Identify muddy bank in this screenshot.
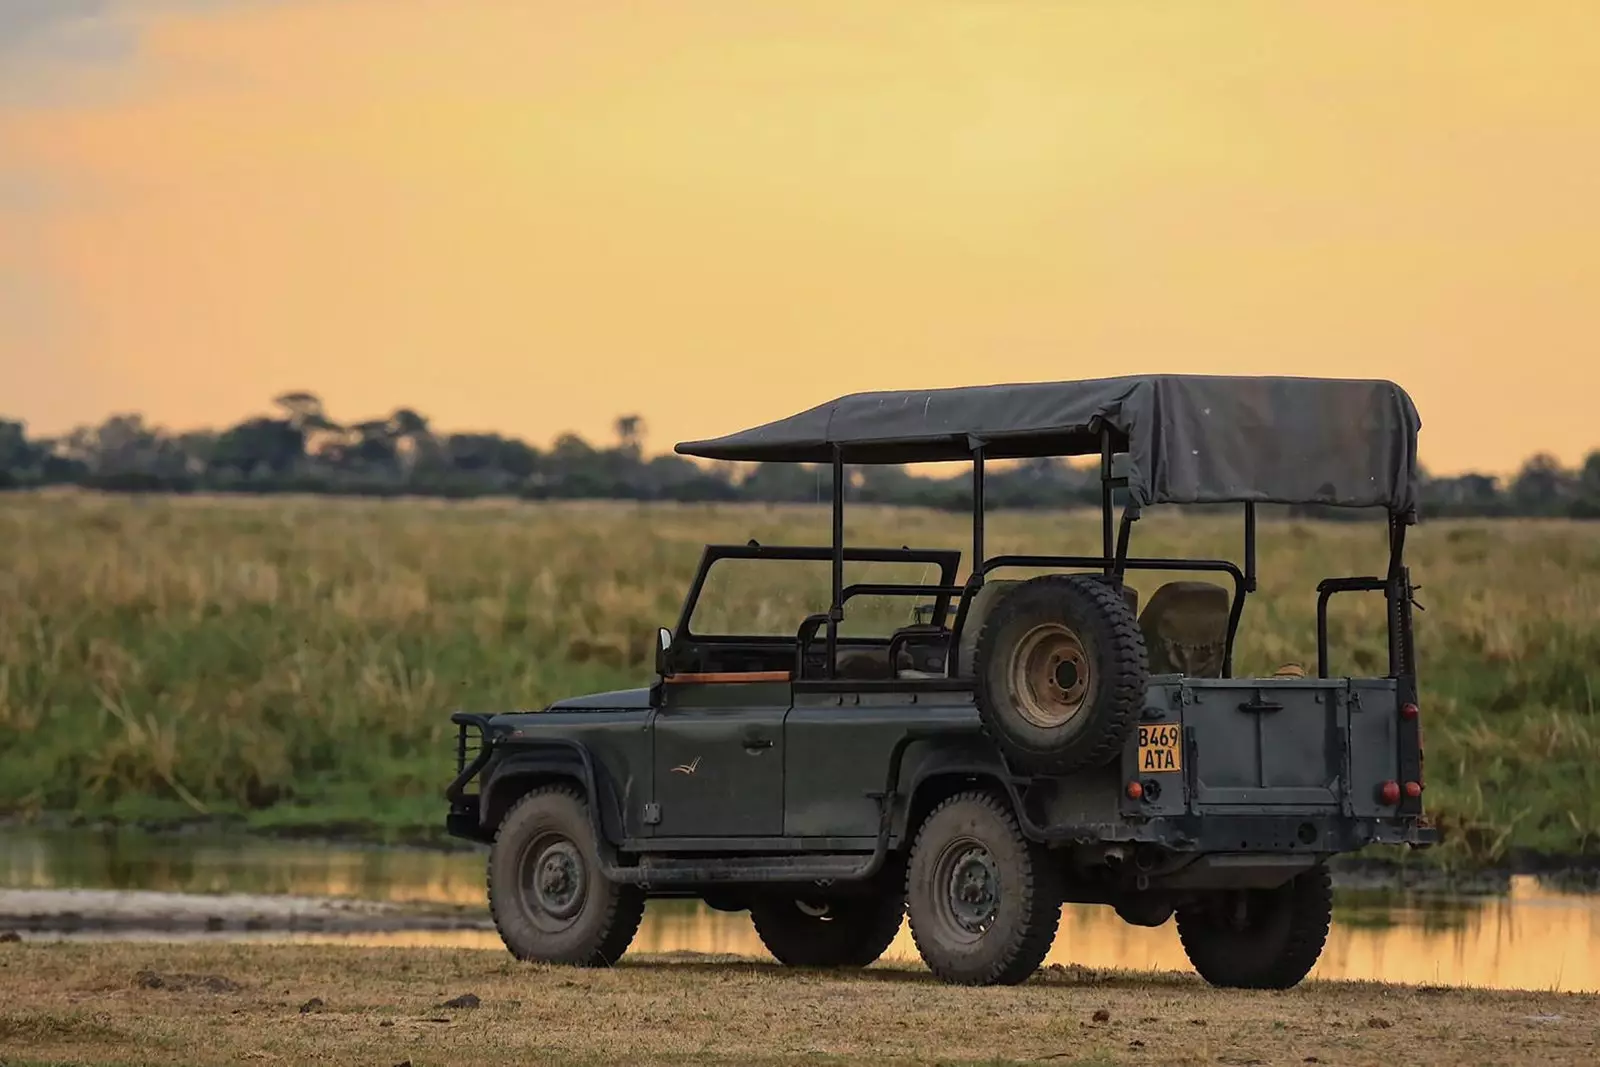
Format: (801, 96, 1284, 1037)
(0, 888, 491, 936)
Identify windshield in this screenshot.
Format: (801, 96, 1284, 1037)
(688, 557, 943, 638)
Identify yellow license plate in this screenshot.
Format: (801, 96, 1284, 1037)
(1137, 723, 1182, 773)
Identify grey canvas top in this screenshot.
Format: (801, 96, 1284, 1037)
(676, 374, 1421, 513)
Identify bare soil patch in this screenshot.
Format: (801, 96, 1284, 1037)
(0, 942, 1596, 1065)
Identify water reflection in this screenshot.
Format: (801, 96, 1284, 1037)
(3, 828, 1596, 992)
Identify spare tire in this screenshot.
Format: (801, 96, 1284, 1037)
(972, 574, 1148, 774)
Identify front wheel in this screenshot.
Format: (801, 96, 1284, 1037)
(488, 786, 645, 966)
(1176, 867, 1332, 989)
(749, 891, 905, 968)
(905, 791, 1062, 986)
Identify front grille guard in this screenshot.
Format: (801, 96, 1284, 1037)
(445, 712, 494, 804)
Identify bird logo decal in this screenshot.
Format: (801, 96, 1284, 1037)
(671, 756, 702, 775)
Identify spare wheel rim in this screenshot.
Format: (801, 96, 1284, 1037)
(1009, 622, 1093, 730)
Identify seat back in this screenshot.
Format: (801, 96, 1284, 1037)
(950, 576, 1140, 678)
(1138, 580, 1231, 677)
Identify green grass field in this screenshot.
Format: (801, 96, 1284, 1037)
(1, 491, 1596, 864)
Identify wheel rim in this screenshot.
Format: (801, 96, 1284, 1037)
(518, 833, 588, 928)
(1008, 622, 1093, 729)
(933, 838, 1001, 942)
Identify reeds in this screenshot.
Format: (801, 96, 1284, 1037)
(2, 491, 1596, 861)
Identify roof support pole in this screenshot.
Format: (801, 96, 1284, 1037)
(1244, 501, 1258, 593)
(1384, 514, 1409, 678)
(1112, 505, 1138, 579)
(828, 446, 844, 679)
(971, 441, 986, 586)
(1100, 427, 1114, 574)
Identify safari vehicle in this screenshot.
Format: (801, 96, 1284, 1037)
(446, 374, 1435, 988)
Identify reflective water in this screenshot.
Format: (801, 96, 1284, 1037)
(3, 828, 1597, 993)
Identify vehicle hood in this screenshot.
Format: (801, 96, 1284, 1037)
(544, 687, 653, 711)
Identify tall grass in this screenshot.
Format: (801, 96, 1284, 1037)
(1, 490, 1596, 862)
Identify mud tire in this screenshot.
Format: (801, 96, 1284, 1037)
(972, 574, 1147, 774)
(488, 786, 645, 966)
(905, 791, 1062, 986)
(749, 889, 905, 968)
(1176, 867, 1333, 989)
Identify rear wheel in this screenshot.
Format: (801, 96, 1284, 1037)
(905, 791, 1062, 986)
(972, 575, 1147, 775)
(1176, 867, 1332, 989)
(488, 786, 645, 966)
(749, 891, 905, 968)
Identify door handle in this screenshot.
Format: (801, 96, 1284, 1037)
(742, 737, 774, 752)
(1239, 699, 1284, 714)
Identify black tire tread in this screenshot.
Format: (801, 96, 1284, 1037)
(973, 574, 1147, 775)
(905, 790, 1061, 986)
(749, 891, 904, 969)
(1176, 867, 1332, 990)
(487, 785, 645, 967)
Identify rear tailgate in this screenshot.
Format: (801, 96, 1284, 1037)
(1132, 677, 1406, 817)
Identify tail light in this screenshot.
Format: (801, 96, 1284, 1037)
(1378, 780, 1401, 805)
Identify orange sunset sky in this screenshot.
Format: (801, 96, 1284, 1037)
(1, 1, 1597, 475)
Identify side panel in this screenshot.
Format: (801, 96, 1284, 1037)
(491, 709, 654, 841)
(785, 691, 980, 838)
(1119, 681, 1188, 819)
(1346, 678, 1402, 817)
(652, 681, 789, 837)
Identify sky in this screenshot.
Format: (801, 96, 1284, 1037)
(1, 1, 1597, 475)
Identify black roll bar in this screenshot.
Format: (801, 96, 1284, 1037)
(828, 447, 844, 678)
(1099, 427, 1115, 571)
(957, 554, 1250, 677)
(971, 440, 986, 592)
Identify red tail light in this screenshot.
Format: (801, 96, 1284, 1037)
(1379, 781, 1401, 805)
(1126, 781, 1144, 800)
(1401, 702, 1419, 720)
(1404, 781, 1423, 799)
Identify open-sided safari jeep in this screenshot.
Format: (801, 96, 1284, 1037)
(446, 374, 1435, 988)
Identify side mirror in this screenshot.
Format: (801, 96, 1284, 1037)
(655, 627, 675, 678)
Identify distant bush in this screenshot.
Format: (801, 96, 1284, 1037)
(2, 394, 1596, 517)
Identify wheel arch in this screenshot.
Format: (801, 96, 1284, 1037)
(480, 744, 625, 846)
(896, 764, 1018, 848)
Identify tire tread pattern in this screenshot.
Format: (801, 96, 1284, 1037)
(973, 574, 1148, 775)
(1176, 867, 1332, 990)
(487, 785, 645, 967)
(906, 790, 1061, 986)
(749, 891, 905, 969)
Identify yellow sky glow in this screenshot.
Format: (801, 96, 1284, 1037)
(2, 1, 1598, 473)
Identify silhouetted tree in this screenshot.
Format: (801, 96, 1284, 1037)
(1511, 453, 1575, 516)
(1, 393, 1595, 516)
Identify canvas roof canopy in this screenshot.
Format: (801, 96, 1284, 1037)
(676, 374, 1421, 513)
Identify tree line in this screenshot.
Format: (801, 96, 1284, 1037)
(2, 392, 1598, 518)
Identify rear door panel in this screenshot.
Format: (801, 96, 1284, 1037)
(1184, 679, 1345, 811)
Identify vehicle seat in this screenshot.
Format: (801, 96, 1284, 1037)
(897, 578, 1142, 680)
(1138, 580, 1230, 677)
(944, 578, 1140, 678)
(834, 647, 894, 680)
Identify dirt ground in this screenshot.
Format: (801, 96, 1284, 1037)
(0, 941, 1596, 1067)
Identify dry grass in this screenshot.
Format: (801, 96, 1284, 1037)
(0, 491, 1597, 860)
(0, 941, 1597, 1066)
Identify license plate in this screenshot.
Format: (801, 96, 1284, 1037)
(1137, 723, 1182, 773)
